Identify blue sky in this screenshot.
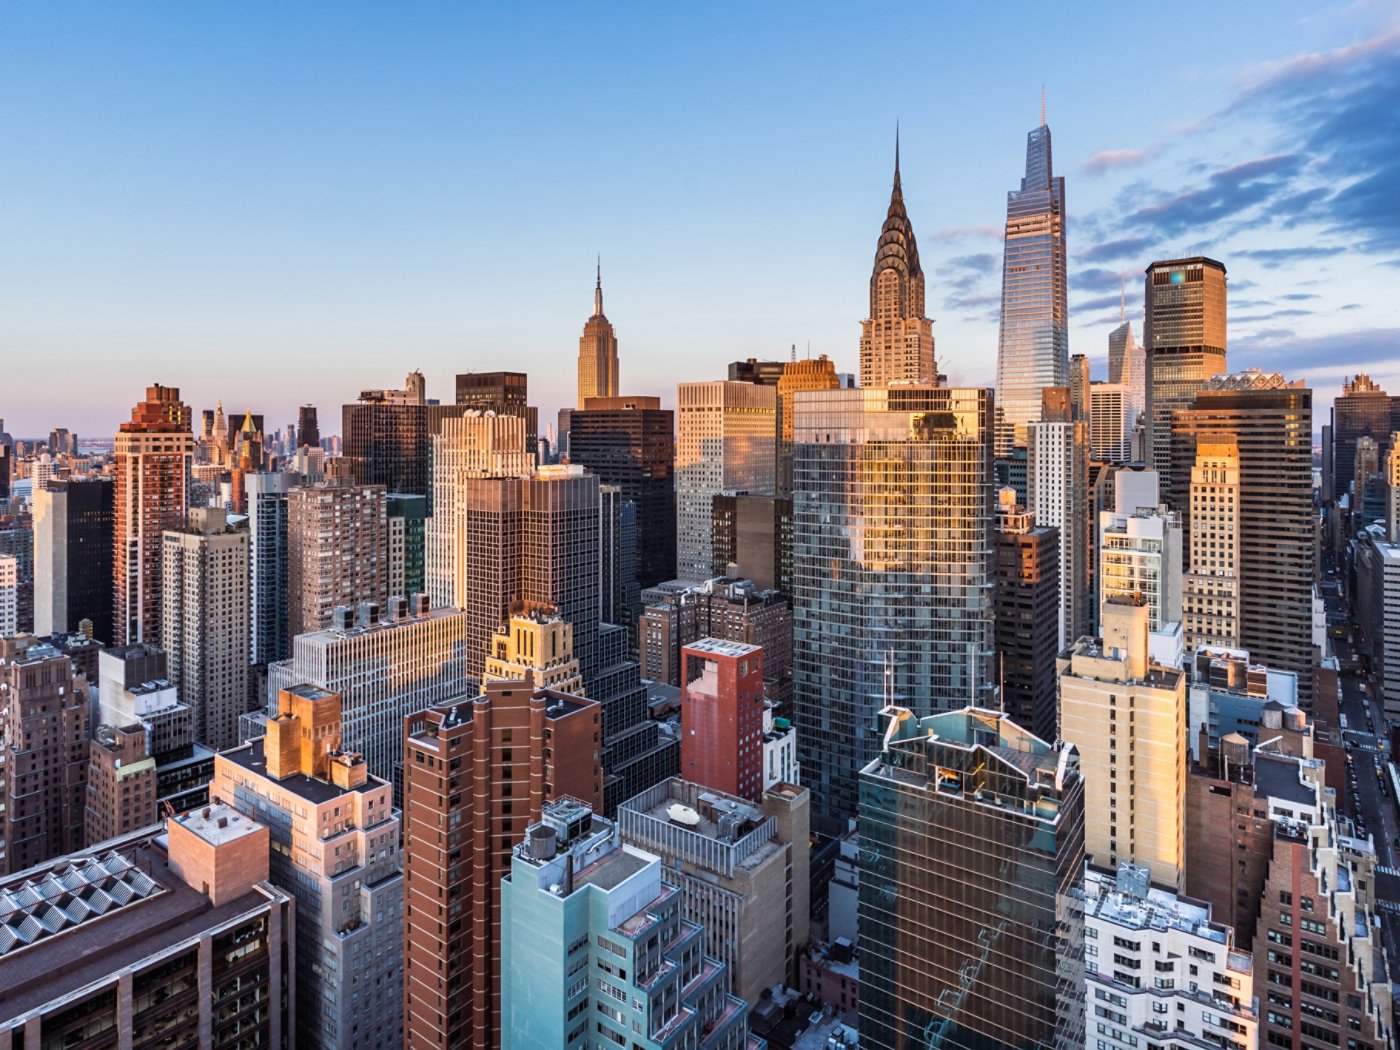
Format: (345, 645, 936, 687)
(2, 2, 1397, 440)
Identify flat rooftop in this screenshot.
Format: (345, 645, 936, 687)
(220, 738, 381, 804)
(684, 638, 760, 658)
(576, 846, 651, 893)
(0, 838, 284, 1021)
(1085, 868, 1224, 943)
(173, 804, 262, 847)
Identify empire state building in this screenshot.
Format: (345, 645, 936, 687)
(577, 261, 619, 408)
(859, 139, 936, 389)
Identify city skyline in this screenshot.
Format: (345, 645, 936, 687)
(2, 5, 1397, 438)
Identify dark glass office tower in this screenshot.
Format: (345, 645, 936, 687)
(455, 371, 538, 453)
(297, 404, 320, 449)
(995, 114, 1068, 454)
(34, 477, 114, 643)
(565, 397, 675, 588)
(859, 707, 1085, 1050)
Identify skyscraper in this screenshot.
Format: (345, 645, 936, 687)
(297, 403, 319, 448)
(425, 409, 532, 608)
(386, 491, 427, 596)
(792, 385, 995, 833)
(500, 799, 760, 1050)
(1088, 382, 1131, 462)
(455, 370, 538, 453)
(403, 679, 602, 1049)
(1107, 287, 1144, 430)
(565, 396, 675, 589)
(1143, 257, 1227, 485)
(33, 476, 114, 643)
(0, 637, 89, 874)
(245, 471, 291, 667)
(114, 384, 193, 645)
(456, 464, 603, 685)
(859, 705, 1085, 1050)
(1332, 373, 1392, 502)
(679, 638, 766, 802)
(576, 260, 619, 408)
(1058, 595, 1186, 888)
(266, 600, 468, 805)
(214, 686, 403, 1050)
(995, 112, 1068, 453)
(674, 380, 776, 582)
(859, 139, 936, 389)
(341, 370, 433, 497)
(287, 482, 388, 640)
(161, 507, 249, 752)
(775, 353, 841, 495)
(992, 490, 1060, 744)
(1028, 387, 1090, 649)
(1182, 440, 1241, 651)
(1169, 371, 1315, 704)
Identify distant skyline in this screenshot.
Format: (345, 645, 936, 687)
(2, 2, 1397, 439)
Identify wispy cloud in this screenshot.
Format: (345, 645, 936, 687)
(1081, 149, 1153, 177)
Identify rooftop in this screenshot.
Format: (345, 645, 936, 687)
(220, 737, 382, 804)
(684, 638, 761, 659)
(1253, 751, 1320, 808)
(173, 804, 262, 847)
(1084, 867, 1225, 944)
(0, 836, 289, 1021)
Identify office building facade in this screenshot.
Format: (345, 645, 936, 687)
(859, 706, 1085, 1050)
(992, 491, 1060, 744)
(215, 686, 404, 1050)
(1028, 388, 1090, 650)
(792, 385, 995, 833)
(114, 385, 193, 646)
(1143, 257, 1228, 487)
(576, 262, 619, 407)
(403, 680, 602, 1050)
(675, 381, 776, 582)
(1169, 371, 1315, 704)
(500, 799, 758, 1050)
(1058, 596, 1186, 888)
(33, 477, 114, 643)
(161, 507, 249, 752)
(995, 117, 1068, 452)
(287, 482, 388, 641)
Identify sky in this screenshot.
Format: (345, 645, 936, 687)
(2, 2, 1398, 441)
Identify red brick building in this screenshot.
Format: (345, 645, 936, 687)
(402, 675, 602, 1050)
(680, 638, 765, 802)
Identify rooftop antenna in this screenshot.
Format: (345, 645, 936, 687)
(1120, 271, 1126, 325)
(1040, 84, 1046, 126)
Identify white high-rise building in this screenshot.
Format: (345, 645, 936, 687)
(1183, 441, 1240, 652)
(1083, 863, 1257, 1050)
(675, 381, 776, 582)
(1107, 302, 1144, 433)
(1088, 382, 1131, 463)
(1029, 389, 1089, 649)
(1098, 469, 1184, 668)
(161, 506, 249, 751)
(425, 410, 531, 608)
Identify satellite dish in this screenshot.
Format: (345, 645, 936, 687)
(666, 804, 701, 827)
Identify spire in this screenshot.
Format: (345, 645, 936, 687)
(893, 122, 902, 195)
(593, 255, 603, 318)
(1040, 84, 1046, 126)
(1120, 271, 1126, 324)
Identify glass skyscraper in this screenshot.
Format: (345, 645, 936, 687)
(791, 386, 995, 834)
(995, 118, 1068, 454)
(859, 706, 1086, 1050)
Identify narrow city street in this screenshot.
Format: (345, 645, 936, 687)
(1321, 579, 1400, 976)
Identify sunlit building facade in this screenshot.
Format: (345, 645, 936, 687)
(576, 261, 619, 408)
(995, 118, 1068, 453)
(1143, 257, 1227, 487)
(791, 385, 995, 833)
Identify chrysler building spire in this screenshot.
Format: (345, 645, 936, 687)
(859, 131, 935, 388)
